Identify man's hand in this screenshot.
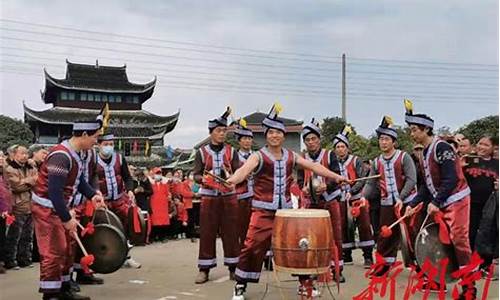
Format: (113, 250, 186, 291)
(182, 221, 188, 226)
(134, 187, 144, 194)
(394, 199, 403, 215)
(63, 218, 78, 235)
(345, 192, 352, 202)
(316, 182, 327, 195)
(92, 193, 106, 209)
(336, 175, 349, 184)
(302, 185, 310, 196)
(128, 191, 136, 206)
(427, 202, 440, 215)
(69, 209, 76, 219)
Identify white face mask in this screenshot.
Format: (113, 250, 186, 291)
(188, 175, 194, 181)
(154, 174, 163, 181)
(101, 145, 114, 157)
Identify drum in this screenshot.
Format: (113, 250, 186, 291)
(415, 222, 459, 283)
(82, 224, 128, 274)
(128, 207, 147, 246)
(272, 209, 333, 274)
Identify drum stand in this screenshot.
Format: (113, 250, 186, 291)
(264, 256, 337, 300)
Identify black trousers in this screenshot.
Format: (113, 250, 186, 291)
(186, 209, 196, 238)
(0, 217, 6, 263)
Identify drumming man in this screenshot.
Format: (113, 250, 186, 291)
(32, 117, 106, 300)
(333, 126, 374, 267)
(234, 119, 254, 246)
(226, 104, 347, 300)
(362, 116, 417, 276)
(193, 107, 241, 284)
(404, 100, 474, 298)
(297, 118, 345, 283)
(96, 132, 141, 269)
(71, 148, 105, 288)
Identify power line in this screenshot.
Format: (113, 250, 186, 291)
(1, 18, 497, 70)
(348, 56, 498, 68)
(2, 60, 497, 98)
(1, 66, 497, 103)
(4, 54, 497, 94)
(0, 27, 343, 65)
(3, 35, 497, 81)
(0, 46, 338, 81)
(1, 36, 341, 73)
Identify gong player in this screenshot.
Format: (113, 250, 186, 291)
(404, 100, 474, 298)
(32, 115, 106, 300)
(96, 132, 141, 269)
(362, 116, 417, 277)
(333, 126, 374, 268)
(226, 104, 347, 300)
(297, 118, 345, 283)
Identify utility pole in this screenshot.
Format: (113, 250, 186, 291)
(342, 53, 346, 121)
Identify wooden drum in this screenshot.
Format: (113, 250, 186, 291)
(272, 209, 333, 274)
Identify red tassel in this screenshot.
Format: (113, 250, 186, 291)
(82, 223, 95, 237)
(84, 201, 94, 217)
(351, 206, 361, 218)
(5, 214, 15, 226)
(80, 254, 95, 274)
(133, 206, 141, 234)
(433, 211, 451, 245)
(380, 225, 392, 238)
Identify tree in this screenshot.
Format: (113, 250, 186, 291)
(320, 117, 356, 149)
(0, 115, 34, 150)
(457, 115, 499, 144)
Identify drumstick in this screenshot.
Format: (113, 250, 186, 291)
(350, 174, 381, 183)
(203, 170, 231, 186)
(73, 231, 90, 257)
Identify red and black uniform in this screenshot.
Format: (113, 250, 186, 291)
(235, 150, 254, 246)
(338, 155, 374, 257)
(193, 143, 240, 270)
(235, 147, 296, 283)
(364, 150, 417, 264)
(297, 149, 343, 268)
(96, 151, 134, 230)
(413, 137, 472, 267)
(32, 140, 97, 295)
(72, 149, 98, 272)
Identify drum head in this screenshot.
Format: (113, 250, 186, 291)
(83, 224, 128, 274)
(415, 223, 459, 283)
(93, 208, 125, 233)
(128, 207, 147, 246)
(275, 209, 330, 218)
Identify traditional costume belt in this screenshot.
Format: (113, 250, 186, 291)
(340, 192, 362, 201)
(237, 190, 254, 200)
(199, 187, 235, 197)
(440, 187, 471, 208)
(105, 192, 125, 201)
(32, 193, 76, 209)
(322, 189, 341, 202)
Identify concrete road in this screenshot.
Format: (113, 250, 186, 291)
(1, 239, 498, 300)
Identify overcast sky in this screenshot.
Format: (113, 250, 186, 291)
(0, 0, 498, 148)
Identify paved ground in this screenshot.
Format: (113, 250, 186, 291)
(1, 239, 498, 300)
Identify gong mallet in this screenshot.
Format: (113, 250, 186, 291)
(77, 221, 95, 237)
(72, 231, 95, 274)
(380, 211, 411, 238)
(203, 170, 232, 187)
(350, 174, 381, 183)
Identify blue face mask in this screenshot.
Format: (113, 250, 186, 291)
(154, 175, 163, 181)
(101, 145, 114, 157)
